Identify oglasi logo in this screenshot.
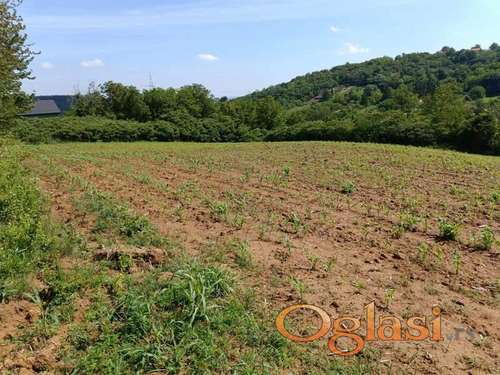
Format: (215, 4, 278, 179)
(276, 303, 443, 356)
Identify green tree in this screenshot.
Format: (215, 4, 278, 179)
(459, 111, 499, 153)
(255, 97, 283, 130)
(426, 82, 469, 141)
(221, 99, 257, 127)
(0, 0, 36, 130)
(143, 87, 177, 120)
(346, 87, 364, 104)
(385, 85, 419, 112)
(361, 85, 383, 105)
(101, 81, 150, 122)
(176, 84, 216, 118)
(71, 82, 108, 117)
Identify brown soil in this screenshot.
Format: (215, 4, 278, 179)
(5, 142, 499, 374)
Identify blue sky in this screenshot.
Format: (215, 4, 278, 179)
(20, 0, 500, 97)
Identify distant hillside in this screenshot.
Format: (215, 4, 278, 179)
(246, 44, 500, 106)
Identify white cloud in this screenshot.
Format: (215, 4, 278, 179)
(198, 53, 219, 61)
(80, 58, 105, 68)
(329, 25, 339, 33)
(41, 62, 54, 69)
(340, 42, 369, 55)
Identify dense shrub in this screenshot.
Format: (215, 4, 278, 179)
(11, 116, 265, 144)
(12, 111, 500, 155)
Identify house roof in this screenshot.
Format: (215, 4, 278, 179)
(21, 99, 61, 116)
(36, 95, 75, 112)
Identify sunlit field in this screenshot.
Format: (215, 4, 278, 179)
(1, 141, 499, 374)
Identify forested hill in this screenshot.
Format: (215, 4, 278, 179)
(246, 44, 500, 106)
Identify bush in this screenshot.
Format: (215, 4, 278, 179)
(474, 226, 495, 251)
(9, 107, 500, 156)
(11, 116, 260, 144)
(341, 181, 357, 195)
(458, 112, 499, 154)
(468, 86, 486, 100)
(438, 220, 460, 241)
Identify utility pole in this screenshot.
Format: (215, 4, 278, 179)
(148, 73, 155, 89)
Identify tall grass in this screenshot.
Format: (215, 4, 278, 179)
(0, 139, 75, 300)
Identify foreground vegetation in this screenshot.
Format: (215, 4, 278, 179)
(0, 138, 74, 301)
(1, 141, 498, 373)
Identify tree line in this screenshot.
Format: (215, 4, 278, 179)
(268, 81, 500, 154)
(69, 81, 283, 132)
(15, 75, 498, 154)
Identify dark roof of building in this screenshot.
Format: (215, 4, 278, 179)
(36, 95, 75, 112)
(21, 99, 61, 116)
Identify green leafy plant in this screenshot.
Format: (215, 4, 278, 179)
(0, 142, 76, 301)
(434, 246, 445, 266)
(490, 192, 499, 204)
(229, 240, 253, 268)
(452, 250, 462, 275)
(323, 258, 336, 273)
(136, 174, 151, 184)
(282, 166, 291, 178)
(289, 277, 307, 300)
(341, 181, 356, 195)
(307, 254, 321, 271)
(353, 280, 366, 290)
(239, 168, 252, 183)
(417, 243, 430, 264)
(438, 220, 460, 241)
(474, 226, 495, 251)
(207, 201, 229, 222)
(117, 253, 134, 272)
(383, 288, 395, 308)
(286, 212, 305, 234)
(400, 213, 419, 232)
(392, 224, 405, 239)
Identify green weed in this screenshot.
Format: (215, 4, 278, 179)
(438, 220, 460, 241)
(228, 239, 253, 268)
(341, 181, 356, 195)
(473, 226, 495, 251)
(289, 277, 307, 301)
